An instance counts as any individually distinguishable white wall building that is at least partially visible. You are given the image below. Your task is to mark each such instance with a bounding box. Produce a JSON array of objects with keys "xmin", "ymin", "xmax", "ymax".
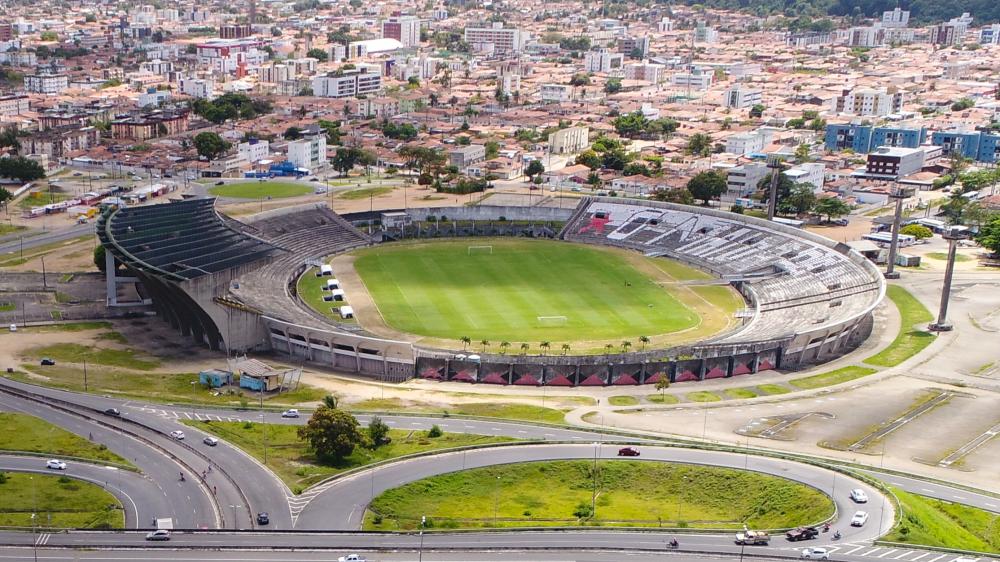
[
  {"xmin": 583, "ymin": 49, "xmax": 624, "ymax": 74},
  {"xmin": 311, "ymin": 65, "xmax": 383, "ymax": 98},
  {"xmin": 726, "ymin": 130, "xmax": 770, "ymax": 156},
  {"xmin": 287, "ymin": 135, "xmax": 326, "ymax": 171},
  {"xmin": 624, "ymin": 62, "xmax": 665, "ymax": 83},
  {"xmin": 548, "ymin": 126, "xmax": 588, "ymax": 154},
  {"xmin": 832, "ymin": 87, "xmax": 904, "ymax": 117},
  {"xmin": 540, "ymin": 83, "xmax": 574, "ymax": 103},
  {"xmin": 24, "ymin": 73, "xmax": 68, "ymax": 94},
  {"xmin": 670, "ymin": 68, "xmax": 712, "ymax": 90},
  {"xmin": 381, "ymin": 15, "xmax": 421, "ymax": 48},
  {"xmin": 137, "ymin": 89, "xmax": 171, "ymax": 108},
  {"xmin": 725, "ymin": 162, "xmax": 769, "ymax": 199},
  {"xmin": 238, "ymin": 139, "xmax": 269, "ymax": 165},
  {"xmin": 881, "ymin": 8, "xmax": 909, "ymax": 28},
  {"xmin": 464, "ymin": 23, "xmax": 524, "ymax": 55},
  {"xmin": 785, "ymin": 162, "xmax": 826, "ymax": 191},
  {"xmin": 178, "ymin": 77, "xmax": 215, "ymax": 99},
  {"xmin": 723, "ymin": 85, "xmax": 762, "ymax": 109}
]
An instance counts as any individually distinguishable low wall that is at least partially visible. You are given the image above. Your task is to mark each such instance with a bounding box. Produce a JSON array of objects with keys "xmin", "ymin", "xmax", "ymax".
[{"xmin": 405, "ymin": 205, "xmax": 576, "ymax": 222}]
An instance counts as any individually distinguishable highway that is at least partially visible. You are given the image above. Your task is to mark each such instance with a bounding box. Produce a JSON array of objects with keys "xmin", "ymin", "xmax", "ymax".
[{"xmin": 0, "ymin": 223, "xmax": 93, "ymax": 254}]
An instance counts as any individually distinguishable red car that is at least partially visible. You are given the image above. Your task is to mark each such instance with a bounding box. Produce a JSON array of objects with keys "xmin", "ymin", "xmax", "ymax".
[{"xmin": 618, "ymin": 447, "xmax": 640, "ymax": 457}]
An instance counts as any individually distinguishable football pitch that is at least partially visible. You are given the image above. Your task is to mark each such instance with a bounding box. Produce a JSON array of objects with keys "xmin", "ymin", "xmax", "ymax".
[{"xmin": 351, "ymin": 240, "xmax": 707, "ymax": 346}]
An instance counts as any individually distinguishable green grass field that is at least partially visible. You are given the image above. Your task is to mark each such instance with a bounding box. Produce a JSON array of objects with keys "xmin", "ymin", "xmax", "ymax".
[
  {"xmin": 0, "ymin": 412, "xmax": 132, "ymax": 466},
  {"xmin": 208, "ymin": 181, "xmax": 313, "ymax": 199},
  {"xmin": 886, "ymin": 488, "xmax": 1000, "ymax": 554},
  {"xmin": 296, "ymin": 267, "xmax": 355, "ymax": 324},
  {"xmin": 364, "ymin": 460, "xmax": 834, "ymax": 530},
  {"xmin": 352, "ymin": 240, "xmax": 703, "ymax": 345},
  {"xmin": 789, "ymin": 366, "xmax": 878, "ymax": 390},
  {"xmin": 0, "ymin": 473, "xmax": 123, "ymax": 529},
  {"xmin": 339, "ymin": 186, "xmax": 394, "ymax": 200},
  {"xmin": 865, "ymin": 286, "xmax": 935, "ymax": 367},
  {"xmin": 185, "ymin": 420, "xmax": 517, "ymax": 491}
]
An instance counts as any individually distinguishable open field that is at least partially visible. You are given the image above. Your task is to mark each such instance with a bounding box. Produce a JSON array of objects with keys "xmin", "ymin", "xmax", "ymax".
[
  {"xmin": 885, "ymin": 488, "xmax": 1000, "ymax": 554},
  {"xmin": 0, "ymin": 412, "xmax": 131, "ymax": 466},
  {"xmin": 789, "ymin": 366, "xmax": 879, "ymax": 390},
  {"xmin": 351, "ymin": 240, "xmax": 713, "ymax": 347},
  {"xmin": 208, "ymin": 181, "xmax": 313, "ymax": 199},
  {"xmin": 25, "ymin": 343, "xmax": 160, "ymax": 370},
  {"xmin": 865, "ymin": 285, "xmax": 935, "ymax": 368},
  {"xmin": 364, "ymin": 460, "xmax": 834, "ymax": 530},
  {"xmin": 0, "ymin": 472, "xmax": 124, "ymax": 529},
  {"xmin": 346, "ymin": 398, "xmax": 569, "ymax": 424},
  {"xmin": 339, "ymin": 186, "xmax": 395, "ymax": 200},
  {"xmin": 184, "ymin": 420, "xmax": 517, "ymax": 491}
]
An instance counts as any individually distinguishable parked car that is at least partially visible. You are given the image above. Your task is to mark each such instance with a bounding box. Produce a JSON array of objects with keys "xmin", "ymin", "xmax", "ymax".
[
  {"xmin": 338, "ymin": 555, "xmax": 366, "ymax": 562},
  {"xmin": 786, "ymin": 526, "xmax": 819, "ymax": 541},
  {"xmin": 256, "ymin": 512, "xmax": 269, "ymax": 525},
  {"xmin": 104, "ymin": 408, "xmax": 121, "ymax": 416},
  {"xmin": 145, "ymin": 529, "xmax": 171, "ymax": 541},
  {"xmin": 801, "ymin": 547, "xmax": 830, "ymax": 560},
  {"xmin": 617, "ymin": 447, "xmax": 640, "ymax": 457},
  {"xmin": 170, "ymin": 430, "xmax": 185, "ymax": 440},
  {"xmin": 46, "ymin": 459, "xmax": 67, "ymax": 470},
  {"xmin": 851, "ymin": 511, "xmax": 869, "ymax": 527},
  {"xmin": 832, "ymin": 218, "xmax": 850, "ymax": 226},
  {"xmin": 40, "ymin": 358, "xmax": 56, "ymax": 366},
  {"xmin": 215, "ymin": 180, "xmax": 225, "ymax": 186},
  {"xmin": 849, "ymin": 489, "xmax": 868, "ymax": 503},
  {"xmin": 281, "ymin": 409, "xmax": 300, "ymax": 418},
  {"xmin": 203, "ymin": 437, "xmax": 219, "ymax": 447}
]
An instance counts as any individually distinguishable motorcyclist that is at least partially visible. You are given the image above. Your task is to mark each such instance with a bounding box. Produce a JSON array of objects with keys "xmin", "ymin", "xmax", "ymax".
[
  {"xmin": 179, "ymin": 472, "xmax": 185, "ymax": 482},
  {"xmin": 833, "ymin": 530, "xmax": 841, "ymax": 540},
  {"xmin": 669, "ymin": 538, "xmax": 679, "ymax": 548}
]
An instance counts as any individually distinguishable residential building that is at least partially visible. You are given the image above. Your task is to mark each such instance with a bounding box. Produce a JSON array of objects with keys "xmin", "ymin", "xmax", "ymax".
[
  {"xmin": 329, "ymin": 44, "xmax": 347, "ymax": 62},
  {"xmin": 259, "ymin": 64, "xmax": 292, "ymax": 83},
  {"xmin": 381, "ymin": 15, "xmax": 420, "ymax": 48},
  {"xmin": 137, "ymin": 88, "xmax": 171, "ymax": 108},
  {"xmin": 824, "ymin": 123, "xmax": 926, "ymax": 153},
  {"xmin": 931, "ymin": 130, "xmax": 1000, "ymax": 163},
  {"xmin": 352, "ymin": 97, "xmax": 400, "ymax": 118},
  {"xmin": 618, "ymin": 36, "xmax": 650, "ymax": 58},
  {"xmin": 671, "ymin": 68, "xmax": 712, "ymax": 90},
  {"xmin": 140, "ymin": 59, "xmax": 174, "ymax": 75},
  {"xmin": 548, "ymin": 126, "xmax": 588, "ymax": 155},
  {"xmin": 931, "ymin": 14, "xmax": 971, "ymax": 46},
  {"xmin": 24, "ymin": 72, "xmax": 69, "ymax": 94},
  {"xmin": 725, "ymin": 162, "xmax": 769, "ymax": 199},
  {"xmin": 694, "ymin": 21, "xmax": 718, "ymax": 43},
  {"xmin": 0, "ymin": 95, "xmax": 29, "ymax": 117},
  {"xmin": 311, "ymin": 65, "xmax": 382, "ymax": 98},
  {"xmin": 583, "ymin": 49, "xmax": 624, "ymax": 74},
  {"xmin": 785, "ymin": 163, "xmax": 826, "ymax": 191},
  {"xmin": 540, "ymin": 83, "xmax": 575, "ymax": 103},
  {"xmin": 980, "ymin": 24, "xmax": 1000, "ymax": 45},
  {"xmin": 725, "ymin": 129, "xmax": 772, "ymax": 156},
  {"xmin": 865, "ymin": 146, "xmax": 925, "ymax": 178},
  {"xmin": 286, "ymin": 135, "xmax": 326, "ymax": 171},
  {"xmin": 848, "ymin": 25, "xmax": 885, "ymax": 48},
  {"xmin": 881, "ymin": 8, "xmax": 909, "ymax": 28},
  {"xmin": 237, "ymin": 138, "xmax": 269, "ymax": 164},
  {"xmin": 23, "ymin": 126, "xmax": 100, "ymax": 161},
  {"xmin": 219, "ymin": 24, "xmax": 253, "ymax": 39},
  {"xmin": 831, "ymin": 87, "xmax": 904, "ymax": 116},
  {"xmin": 786, "ymin": 31, "xmax": 834, "ymax": 48},
  {"xmin": 110, "ymin": 109, "xmax": 190, "ymax": 141},
  {"xmin": 657, "ymin": 18, "xmax": 674, "ymax": 32},
  {"xmin": 179, "ymin": 77, "xmax": 215, "ymax": 99},
  {"xmin": 723, "ymin": 85, "xmax": 762, "ymax": 109},
  {"xmin": 448, "ymin": 145, "xmax": 486, "ymax": 170},
  {"xmin": 0, "ymin": 23, "xmax": 12, "ymax": 41},
  {"xmin": 464, "ymin": 23, "xmax": 524, "ymax": 55},
  {"xmin": 624, "ymin": 62, "xmax": 665, "ymax": 83}
]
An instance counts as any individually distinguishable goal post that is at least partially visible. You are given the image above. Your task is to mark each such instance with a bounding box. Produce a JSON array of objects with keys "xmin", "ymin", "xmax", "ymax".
[
  {"xmin": 537, "ymin": 315, "xmax": 568, "ymax": 327},
  {"xmin": 467, "ymin": 245, "xmax": 493, "ymax": 255}
]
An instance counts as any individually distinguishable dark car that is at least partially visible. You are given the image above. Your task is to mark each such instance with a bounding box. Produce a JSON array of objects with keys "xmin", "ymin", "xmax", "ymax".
[
  {"xmin": 256, "ymin": 512, "xmax": 269, "ymax": 525},
  {"xmin": 215, "ymin": 180, "xmax": 225, "ymax": 186},
  {"xmin": 786, "ymin": 527, "xmax": 819, "ymax": 541},
  {"xmin": 40, "ymin": 358, "xmax": 56, "ymax": 366},
  {"xmin": 617, "ymin": 447, "xmax": 640, "ymax": 457},
  {"xmin": 104, "ymin": 408, "xmax": 121, "ymax": 416}
]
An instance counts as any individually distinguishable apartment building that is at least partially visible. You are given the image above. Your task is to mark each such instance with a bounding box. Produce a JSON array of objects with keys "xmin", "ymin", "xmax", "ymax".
[
  {"xmin": 287, "ymin": 135, "xmax": 327, "ymax": 171},
  {"xmin": 831, "ymin": 87, "xmax": 904, "ymax": 116},
  {"xmin": 464, "ymin": 23, "xmax": 524, "ymax": 55},
  {"xmin": 980, "ymin": 24, "xmax": 1000, "ymax": 45},
  {"xmin": 722, "ymin": 85, "xmax": 762, "ymax": 109},
  {"xmin": 931, "ymin": 13, "xmax": 972, "ymax": 46},
  {"xmin": 931, "ymin": 130, "xmax": 1000, "ymax": 163},
  {"xmin": 725, "ymin": 162, "xmax": 769, "ymax": 199},
  {"xmin": 824, "ymin": 123, "xmax": 926, "ymax": 153},
  {"xmin": 110, "ymin": 109, "xmax": 190, "ymax": 141},
  {"xmin": 381, "ymin": 15, "xmax": 421, "ymax": 48},
  {"xmin": 548, "ymin": 126, "xmax": 588, "ymax": 155},
  {"xmin": 24, "ymin": 73, "xmax": 69, "ymax": 94},
  {"xmin": 540, "ymin": 84, "xmax": 574, "ymax": 103},
  {"xmin": 583, "ymin": 49, "xmax": 624, "ymax": 74},
  {"xmin": 219, "ymin": 24, "xmax": 253, "ymax": 39},
  {"xmin": 448, "ymin": 145, "xmax": 487, "ymax": 170},
  {"xmin": 311, "ymin": 65, "xmax": 382, "ymax": 98},
  {"xmin": 881, "ymin": 8, "xmax": 909, "ymax": 28},
  {"xmin": 725, "ymin": 129, "xmax": 771, "ymax": 156},
  {"xmin": 848, "ymin": 25, "xmax": 885, "ymax": 48},
  {"xmin": 23, "ymin": 126, "xmax": 100, "ymax": 161},
  {"xmin": 624, "ymin": 63, "xmax": 665, "ymax": 83},
  {"xmin": 179, "ymin": 77, "xmax": 215, "ymax": 99},
  {"xmin": 865, "ymin": 146, "xmax": 925, "ymax": 178},
  {"xmin": 671, "ymin": 68, "xmax": 713, "ymax": 90},
  {"xmin": 0, "ymin": 95, "xmax": 29, "ymax": 117}
]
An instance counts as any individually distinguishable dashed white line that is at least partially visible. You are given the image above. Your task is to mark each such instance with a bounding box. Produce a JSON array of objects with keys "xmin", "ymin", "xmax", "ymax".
[
  {"xmin": 843, "ymin": 545, "xmax": 867, "ymax": 555},
  {"xmin": 910, "ymin": 552, "xmax": 931, "ymax": 561},
  {"xmin": 893, "ymin": 550, "xmax": 915, "ymax": 559},
  {"xmin": 876, "ymin": 549, "xmax": 898, "ymax": 558},
  {"xmin": 860, "ymin": 548, "xmax": 882, "ymax": 557},
  {"xmin": 925, "ymin": 554, "xmax": 947, "ymax": 562}
]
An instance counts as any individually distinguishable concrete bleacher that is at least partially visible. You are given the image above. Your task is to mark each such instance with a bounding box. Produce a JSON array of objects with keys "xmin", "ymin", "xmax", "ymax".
[
  {"xmin": 229, "ymin": 204, "xmax": 370, "ymax": 328},
  {"xmin": 562, "ymin": 198, "xmax": 884, "ymax": 346}
]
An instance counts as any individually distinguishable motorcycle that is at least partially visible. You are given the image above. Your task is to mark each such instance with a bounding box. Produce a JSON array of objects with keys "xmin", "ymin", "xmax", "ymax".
[{"xmin": 833, "ymin": 531, "xmax": 842, "ymax": 541}]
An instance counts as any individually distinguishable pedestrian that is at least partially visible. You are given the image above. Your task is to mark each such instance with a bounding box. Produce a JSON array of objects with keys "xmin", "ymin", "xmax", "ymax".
[{"xmin": 213, "ymin": 485, "xmax": 217, "ymax": 495}]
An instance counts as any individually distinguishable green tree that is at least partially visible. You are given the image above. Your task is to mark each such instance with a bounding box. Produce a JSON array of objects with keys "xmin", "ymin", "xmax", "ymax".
[
  {"xmin": 900, "ymin": 224, "xmax": 933, "ymax": 240},
  {"xmin": 427, "ymin": 424, "xmax": 443, "ymax": 438},
  {"xmin": 794, "ymin": 143, "xmax": 811, "ymax": 162},
  {"xmin": 650, "ymin": 188, "xmax": 694, "ymax": 205},
  {"xmin": 604, "ymin": 78, "xmax": 622, "ymax": 94},
  {"xmin": 331, "ymin": 147, "xmax": 362, "ymax": 176},
  {"xmin": 367, "ymin": 416, "xmax": 390, "ymax": 448},
  {"xmin": 569, "ymin": 73, "xmax": 590, "ymax": 86},
  {"xmin": 655, "ymin": 375, "xmax": 670, "ymax": 398},
  {"xmin": 192, "ymin": 132, "xmax": 231, "ymax": 161},
  {"xmin": 612, "ymin": 111, "xmax": 649, "ymax": 138},
  {"xmin": 297, "ymin": 407, "xmax": 368, "ymax": 463},
  {"xmin": 306, "ymin": 48, "xmax": 329, "ymax": 62},
  {"xmin": 484, "ymin": 140, "xmax": 500, "ymax": 160},
  {"xmin": 781, "ymin": 183, "xmax": 817, "ymax": 215},
  {"xmin": 601, "ymin": 148, "xmax": 631, "ymax": 170},
  {"xmin": 686, "ymin": 170, "xmax": 726, "ymax": 204},
  {"xmin": 40, "ymin": 31, "xmax": 58, "ymax": 41},
  {"xmin": 283, "ymin": 126, "xmax": 302, "ymax": 140},
  {"xmin": 576, "ymin": 150, "xmax": 602, "ymax": 170},
  {"xmin": 749, "ymin": 104, "xmax": 766, "ymax": 119},
  {"xmin": 813, "ymin": 197, "xmax": 851, "ymax": 222},
  {"xmin": 757, "ymin": 171, "xmax": 794, "ymax": 205},
  {"xmin": 976, "ymin": 214, "xmax": 1000, "ymax": 255},
  {"xmin": 525, "ymin": 159, "xmax": 545, "ymax": 180},
  {"xmin": 0, "ymin": 157, "xmax": 45, "ymax": 182},
  {"xmin": 686, "ymin": 133, "xmax": 712, "ymax": 156},
  {"xmin": 93, "ymin": 245, "xmax": 107, "ymax": 273},
  {"xmin": 322, "ymin": 395, "xmax": 338, "ymax": 409}
]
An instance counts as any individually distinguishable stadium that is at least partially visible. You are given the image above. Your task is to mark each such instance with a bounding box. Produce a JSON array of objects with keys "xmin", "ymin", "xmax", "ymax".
[{"xmin": 96, "ymin": 196, "xmax": 885, "ymax": 387}]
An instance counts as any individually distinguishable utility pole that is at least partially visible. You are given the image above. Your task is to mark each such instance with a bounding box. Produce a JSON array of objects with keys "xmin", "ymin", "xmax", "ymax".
[
  {"xmin": 929, "ymin": 226, "xmax": 968, "ymax": 331},
  {"xmin": 766, "ymin": 156, "xmax": 782, "ymax": 221},
  {"xmin": 884, "ymin": 184, "xmax": 912, "ymax": 279}
]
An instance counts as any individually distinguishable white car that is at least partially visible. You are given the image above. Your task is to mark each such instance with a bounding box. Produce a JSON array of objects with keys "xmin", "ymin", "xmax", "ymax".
[
  {"xmin": 849, "ymin": 489, "xmax": 868, "ymax": 503},
  {"xmin": 281, "ymin": 409, "xmax": 300, "ymax": 418},
  {"xmin": 145, "ymin": 529, "xmax": 171, "ymax": 541},
  {"xmin": 338, "ymin": 555, "xmax": 366, "ymax": 562},
  {"xmin": 203, "ymin": 436, "xmax": 219, "ymax": 446},
  {"xmin": 46, "ymin": 459, "xmax": 67, "ymax": 470},
  {"xmin": 801, "ymin": 547, "xmax": 830, "ymax": 560},
  {"xmin": 851, "ymin": 511, "xmax": 869, "ymax": 527},
  {"xmin": 170, "ymin": 430, "xmax": 186, "ymax": 440}
]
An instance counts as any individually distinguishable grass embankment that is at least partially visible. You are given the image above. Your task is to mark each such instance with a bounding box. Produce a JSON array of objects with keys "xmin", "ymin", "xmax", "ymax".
[
  {"xmin": 790, "ymin": 366, "xmax": 879, "ymax": 390},
  {"xmin": 209, "ymin": 181, "xmax": 314, "ymax": 199},
  {"xmin": 296, "ymin": 266, "xmax": 354, "ymax": 323},
  {"xmin": 27, "ymin": 343, "xmax": 161, "ymax": 370},
  {"xmin": 686, "ymin": 391, "xmax": 722, "ymax": 402},
  {"xmin": 0, "ymin": 473, "xmax": 124, "ymax": 529},
  {"xmin": 339, "ymin": 186, "xmax": 394, "ymax": 200},
  {"xmin": 647, "ymin": 394, "xmax": 679, "ymax": 405},
  {"xmin": 757, "ymin": 384, "xmax": 791, "ymax": 395},
  {"xmin": 886, "ymin": 488, "xmax": 1000, "ymax": 554},
  {"xmin": 608, "ymin": 396, "xmax": 639, "ymax": 406},
  {"xmin": 724, "ymin": 388, "xmax": 758, "ymax": 399},
  {"xmin": 0, "ymin": 412, "xmax": 131, "ymax": 467},
  {"xmin": 347, "ymin": 398, "xmax": 568, "ymax": 424},
  {"xmin": 364, "ymin": 460, "xmax": 834, "ymax": 530},
  {"xmin": 865, "ymin": 285, "xmax": 935, "ymax": 368},
  {"xmin": 184, "ymin": 420, "xmax": 517, "ymax": 492},
  {"xmin": 925, "ymin": 252, "xmax": 972, "ymax": 262},
  {"xmin": 0, "ymin": 235, "xmax": 93, "ymax": 268}
]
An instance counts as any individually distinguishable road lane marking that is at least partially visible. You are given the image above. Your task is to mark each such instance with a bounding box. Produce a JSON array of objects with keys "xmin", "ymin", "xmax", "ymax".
[
  {"xmin": 910, "ymin": 552, "xmax": 931, "ymax": 561},
  {"xmin": 893, "ymin": 550, "xmax": 915, "ymax": 559},
  {"xmin": 877, "ymin": 549, "xmax": 898, "ymax": 558},
  {"xmin": 926, "ymin": 554, "xmax": 947, "ymax": 562},
  {"xmin": 843, "ymin": 545, "xmax": 866, "ymax": 555},
  {"xmin": 860, "ymin": 548, "xmax": 882, "ymax": 556}
]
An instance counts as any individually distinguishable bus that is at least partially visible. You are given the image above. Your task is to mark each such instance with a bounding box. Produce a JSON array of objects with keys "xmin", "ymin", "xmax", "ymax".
[
  {"xmin": 772, "ymin": 216, "xmax": 805, "ymax": 229},
  {"xmin": 862, "ymin": 232, "xmax": 916, "ymax": 247}
]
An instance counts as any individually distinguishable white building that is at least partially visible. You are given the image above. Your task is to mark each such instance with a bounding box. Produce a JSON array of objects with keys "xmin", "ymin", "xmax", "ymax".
[
  {"xmin": 657, "ymin": 18, "xmax": 674, "ymax": 32},
  {"xmin": 238, "ymin": 139, "xmax": 269, "ymax": 165},
  {"xmin": 548, "ymin": 126, "xmax": 589, "ymax": 155},
  {"xmin": 178, "ymin": 77, "xmax": 215, "ymax": 99},
  {"xmin": 723, "ymin": 85, "xmax": 762, "ymax": 109},
  {"xmin": 725, "ymin": 130, "xmax": 771, "ymax": 156},
  {"xmin": 0, "ymin": 95, "xmax": 30, "ymax": 116},
  {"xmin": 670, "ymin": 68, "xmax": 712, "ymax": 90},
  {"xmin": 694, "ymin": 21, "xmax": 718, "ymax": 43},
  {"xmin": 24, "ymin": 73, "xmax": 68, "ymax": 94},
  {"xmin": 981, "ymin": 24, "xmax": 1000, "ymax": 45},
  {"xmin": 137, "ymin": 89, "xmax": 171, "ymax": 108},
  {"xmin": 540, "ymin": 83, "xmax": 574, "ymax": 103},
  {"xmin": 881, "ymin": 8, "xmax": 909, "ymax": 28},
  {"xmin": 624, "ymin": 63, "xmax": 665, "ymax": 83},
  {"xmin": 381, "ymin": 15, "xmax": 421, "ymax": 48},
  {"xmin": 311, "ymin": 65, "xmax": 383, "ymax": 98},
  {"xmin": 583, "ymin": 49, "xmax": 624, "ymax": 74},
  {"xmin": 725, "ymin": 162, "xmax": 769, "ymax": 199},
  {"xmin": 848, "ymin": 25, "xmax": 885, "ymax": 48},
  {"xmin": 464, "ymin": 23, "xmax": 524, "ymax": 55},
  {"xmin": 140, "ymin": 59, "xmax": 174, "ymax": 75},
  {"xmin": 785, "ymin": 162, "xmax": 826, "ymax": 191},
  {"xmin": 287, "ymin": 135, "xmax": 326, "ymax": 171},
  {"xmin": 832, "ymin": 87, "xmax": 904, "ymax": 117}
]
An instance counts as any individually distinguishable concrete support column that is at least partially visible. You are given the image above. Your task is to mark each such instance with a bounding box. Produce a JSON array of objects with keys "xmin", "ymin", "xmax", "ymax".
[
  {"xmin": 885, "ymin": 185, "xmax": 913, "ymax": 280},
  {"xmin": 930, "ymin": 228, "xmax": 967, "ymax": 331},
  {"xmin": 105, "ymin": 251, "xmax": 118, "ymax": 305}
]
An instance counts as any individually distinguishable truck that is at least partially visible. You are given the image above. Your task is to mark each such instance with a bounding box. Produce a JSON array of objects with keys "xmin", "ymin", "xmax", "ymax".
[
  {"xmin": 735, "ymin": 530, "xmax": 770, "ymax": 545},
  {"xmin": 337, "ymin": 555, "xmax": 366, "ymax": 562},
  {"xmin": 786, "ymin": 526, "xmax": 819, "ymax": 541}
]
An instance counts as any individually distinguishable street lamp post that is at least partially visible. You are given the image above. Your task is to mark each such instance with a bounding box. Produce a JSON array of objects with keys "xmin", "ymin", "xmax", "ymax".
[
  {"xmin": 884, "ymin": 184, "xmax": 913, "ymax": 279},
  {"xmin": 493, "ymin": 475, "xmax": 501, "ymax": 526},
  {"xmin": 31, "ymin": 513, "xmax": 37, "ymax": 562},
  {"xmin": 418, "ymin": 515, "xmax": 426, "ymax": 562},
  {"xmin": 229, "ymin": 505, "xmax": 241, "ymax": 529},
  {"xmin": 591, "ymin": 441, "xmax": 600, "ymax": 518}
]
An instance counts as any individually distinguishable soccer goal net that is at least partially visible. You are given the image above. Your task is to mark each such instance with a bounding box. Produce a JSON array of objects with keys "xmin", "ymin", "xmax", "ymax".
[
  {"xmin": 537, "ymin": 315, "xmax": 568, "ymax": 327},
  {"xmin": 468, "ymin": 245, "xmax": 493, "ymax": 255}
]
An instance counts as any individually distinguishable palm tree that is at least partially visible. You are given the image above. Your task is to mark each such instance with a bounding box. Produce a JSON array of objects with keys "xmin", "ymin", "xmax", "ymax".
[
  {"xmin": 461, "ymin": 336, "xmax": 471, "ymax": 351},
  {"xmin": 322, "ymin": 395, "xmax": 338, "ymax": 409},
  {"xmin": 520, "ymin": 343, "xmax": 530, "ymax": 355},
  {"xmin": 621, "ymin": 340, "xmax": 632, "ymax": 353},
  {"xmin": 539, "ymin": 341, "xmax": 551, "ymax": 356},
  {"xmin": 561, "ymin": 343, "xmax": 571, "ymax": 355},
  {"xmin": 604, "ymin": 343, "xmax": 614, "ymax": 356},
  {"xmin": 639, "ymin": 335, "xmax": 650, "ymax": 351},
  {"xmin": 480, "ymin": 339, "xmax": 490, "ymax": 353},
  {"xmin": 500, "ymin": 341, "xmax": 511, "ymax": 355}
]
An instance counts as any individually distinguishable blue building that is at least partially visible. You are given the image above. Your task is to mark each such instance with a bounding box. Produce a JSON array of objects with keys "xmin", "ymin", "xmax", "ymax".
[
  {"xmin": 825, "ymin": 124, "xmax": 925, "ymax": 153},
  {"xmin": 199, "ymin": 369, "xmax": 232, "ymax": 388},
  {"xmin": 930, "ymin": 130, "xmax": 1000, "ymax": 162}
]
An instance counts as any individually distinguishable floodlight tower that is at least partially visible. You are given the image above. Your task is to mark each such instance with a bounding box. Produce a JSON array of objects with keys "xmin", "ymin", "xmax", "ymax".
[
  {"xmin": 929, "ymin": 226, "xmax": 969, "ymax": 332},
  {"xmin": 884, "ymin": 183, "xmax": 914, "ymax": 279},
  {"xmin": 766, "ymin": 156, "xmax": 783, "ymax": 221}
]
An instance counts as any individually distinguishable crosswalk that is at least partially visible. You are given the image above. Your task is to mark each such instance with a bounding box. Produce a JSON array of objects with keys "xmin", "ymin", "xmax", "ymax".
[
  {"xmin": 34, "ymin": 533, "xmax": 51, "ymax": 546},
  {"xmin": 137, "ymin": 405, "xmax": 249, "ymax": 423},
  {"xmin": 782, "ymin": 543, "xmax": 981, "ymax": 562}
]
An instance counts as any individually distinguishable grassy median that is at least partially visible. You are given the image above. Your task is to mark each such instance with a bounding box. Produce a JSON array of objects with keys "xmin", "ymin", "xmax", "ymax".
[
  {"xmin": 0, "ymin": 412, "xmax": 132, "ymax": 467},
  {"xmin": 789, "ymin": 366, "xmax": 878, "ymax": 390},
  {"xmin": 886, "ymin": 488, "xmax": 1000, "ymax": 554},
  {"xmin": 865, "ymin": 285, "xmax": 935, "ymax": 367},
  {"xmin": 0, "ymin": 472, "xmax": 124, "ymax": 529}
]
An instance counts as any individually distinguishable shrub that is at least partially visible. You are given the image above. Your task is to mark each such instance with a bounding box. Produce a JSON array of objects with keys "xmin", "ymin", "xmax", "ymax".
[
  {"xmin": 427, "ymin": 424, "xmax": 443, "ymax": 438},
  {"xmin": 573, "ymin": 502, "xmax": 593, "ymax": 519}
]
